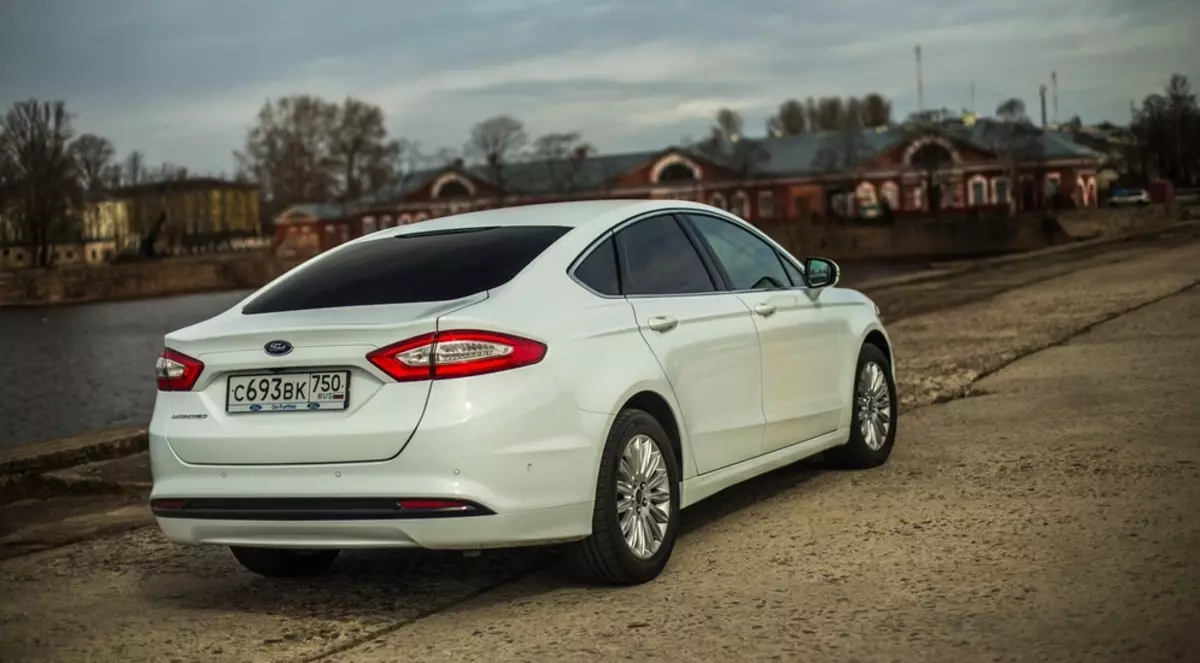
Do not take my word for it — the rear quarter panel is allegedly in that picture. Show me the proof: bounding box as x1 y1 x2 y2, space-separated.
436 235 699 479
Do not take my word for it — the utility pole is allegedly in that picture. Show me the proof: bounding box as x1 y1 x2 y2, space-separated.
1039 84 1048 127
970 80 976 113
915 45 924 115
1051 71 1059 124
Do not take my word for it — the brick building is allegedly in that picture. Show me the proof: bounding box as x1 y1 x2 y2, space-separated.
271 119 1104 257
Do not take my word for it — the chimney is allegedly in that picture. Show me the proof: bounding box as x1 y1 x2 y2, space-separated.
1039 84 1048 127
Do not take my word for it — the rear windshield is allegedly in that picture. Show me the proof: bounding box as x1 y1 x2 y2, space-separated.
243 225 570 314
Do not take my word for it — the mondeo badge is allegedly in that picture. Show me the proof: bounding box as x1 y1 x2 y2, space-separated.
264 340 293 356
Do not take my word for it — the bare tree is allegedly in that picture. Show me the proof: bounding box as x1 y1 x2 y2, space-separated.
1132 74 1200 187
767 99 807 137
465 114 528 198
234 95 339 211
0 99 83 267
70 133 116 194
693 109 770 207
810 97 846 131
531 131 595 194
0 137 16 245
146 162 188 182
715 108 744 140
815 124 874 219
988 98 1045 214
403 142 461 172
996 98 1027 123
328 97 406 201
122 150 145 186
100 163 123 189
861 93 893 127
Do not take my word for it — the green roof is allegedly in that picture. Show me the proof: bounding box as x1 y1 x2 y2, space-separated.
352 121 1102 207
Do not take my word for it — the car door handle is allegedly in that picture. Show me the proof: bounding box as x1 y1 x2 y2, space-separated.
647 316 679 332
753 303 777 317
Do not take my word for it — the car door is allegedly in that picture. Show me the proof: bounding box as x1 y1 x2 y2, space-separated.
614 214 766 475
681 212 845 455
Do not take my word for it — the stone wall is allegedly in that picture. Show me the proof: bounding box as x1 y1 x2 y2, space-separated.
0 205 1184 307
0 253 303 307
763 204 1181 262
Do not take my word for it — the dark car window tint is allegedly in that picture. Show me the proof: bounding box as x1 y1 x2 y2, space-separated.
573 235 620 295
685 214 790 290
616 216 715 295
243 226 570 314
778 254 805 287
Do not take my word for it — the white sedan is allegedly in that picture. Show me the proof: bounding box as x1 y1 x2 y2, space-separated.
149 199 898 585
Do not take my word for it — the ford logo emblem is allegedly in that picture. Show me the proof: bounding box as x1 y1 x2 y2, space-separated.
264 340 293 356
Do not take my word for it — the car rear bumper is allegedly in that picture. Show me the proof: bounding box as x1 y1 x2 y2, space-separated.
148 374 613 549
154 501 593 550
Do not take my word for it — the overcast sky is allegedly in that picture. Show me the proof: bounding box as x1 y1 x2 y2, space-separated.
1 0 1195 175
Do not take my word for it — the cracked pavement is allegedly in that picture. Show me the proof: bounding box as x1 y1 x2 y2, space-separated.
1 233 1198 663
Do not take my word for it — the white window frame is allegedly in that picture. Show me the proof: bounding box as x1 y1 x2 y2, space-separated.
968 176 989 206
880 181 900 210
991 177 1010 205
730 191 748 218
758 191 775 219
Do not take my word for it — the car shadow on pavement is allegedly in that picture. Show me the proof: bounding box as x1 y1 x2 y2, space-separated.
132 455 833 625
677 456 826 537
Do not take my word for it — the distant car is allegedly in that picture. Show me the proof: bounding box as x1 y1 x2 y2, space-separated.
149 200 897 585
1108 188 1151 206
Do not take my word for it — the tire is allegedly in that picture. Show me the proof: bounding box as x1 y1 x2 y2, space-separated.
567 408 682 585
229 546 340 578
825 343 898 469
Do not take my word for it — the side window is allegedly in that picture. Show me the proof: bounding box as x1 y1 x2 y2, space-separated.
615 215 715 295
574 235 620 295
685 214 790 291
779 254 805 287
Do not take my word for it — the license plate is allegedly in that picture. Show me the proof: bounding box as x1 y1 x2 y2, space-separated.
226 371 350 413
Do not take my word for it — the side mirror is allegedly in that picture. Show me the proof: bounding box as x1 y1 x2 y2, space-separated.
803 257 839 289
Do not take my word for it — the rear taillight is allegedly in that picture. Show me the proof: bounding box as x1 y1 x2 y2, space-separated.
156 348 204 391
367 330 546 382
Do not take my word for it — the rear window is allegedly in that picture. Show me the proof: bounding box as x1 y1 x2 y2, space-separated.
243 226 570 314
573 236 621 295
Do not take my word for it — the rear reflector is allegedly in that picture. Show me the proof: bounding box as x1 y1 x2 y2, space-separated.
397 499 477 512
156 348 204 391
367 330 546 382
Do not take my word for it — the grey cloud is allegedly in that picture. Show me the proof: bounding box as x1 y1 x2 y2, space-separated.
1 0 1194 173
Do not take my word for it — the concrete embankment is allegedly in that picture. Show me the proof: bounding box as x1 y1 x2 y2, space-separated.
0 252 303 307
0 204 1184 307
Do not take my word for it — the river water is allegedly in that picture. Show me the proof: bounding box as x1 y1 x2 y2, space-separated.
0 260 927 449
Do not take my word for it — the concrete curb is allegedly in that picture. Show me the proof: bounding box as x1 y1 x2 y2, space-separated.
0 428 148 476
856 219 1199 292
0 471 146 506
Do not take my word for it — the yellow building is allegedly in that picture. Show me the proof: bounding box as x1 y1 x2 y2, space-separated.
1 178 263 270
2 197 132 269
111 178 262 253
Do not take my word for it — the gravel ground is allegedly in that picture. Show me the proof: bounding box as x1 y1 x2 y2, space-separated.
0 237 1197 663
